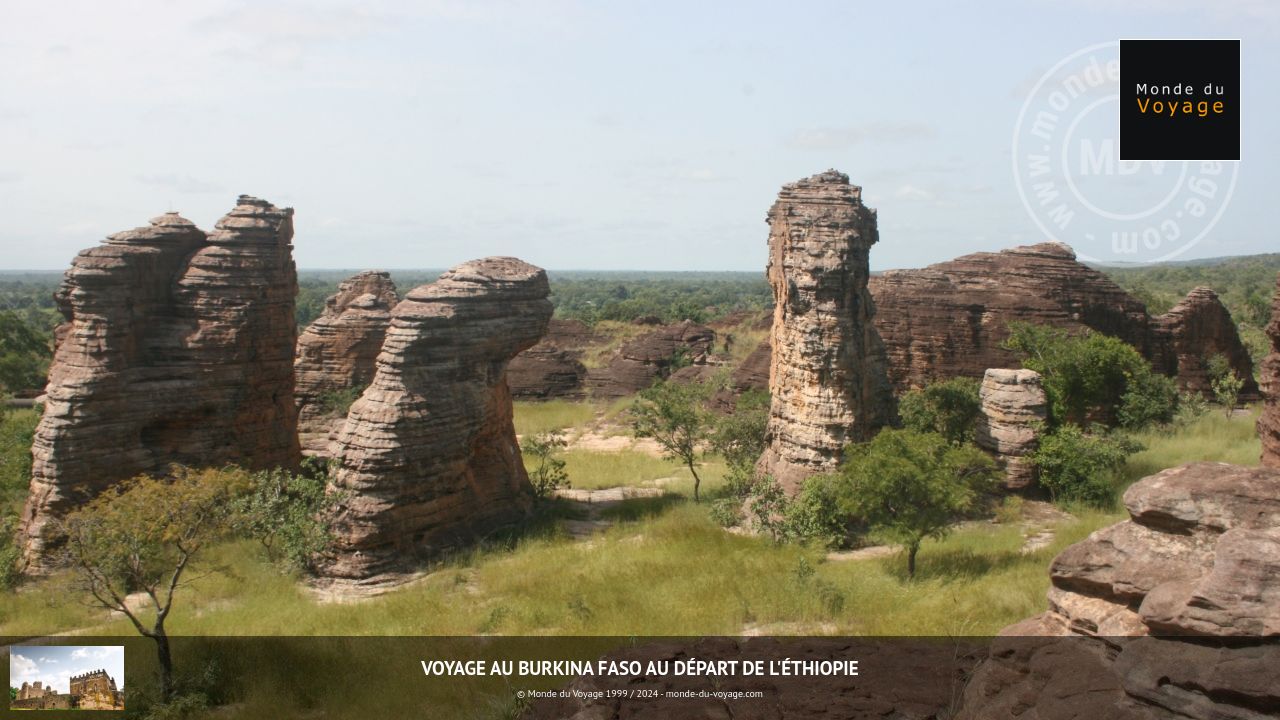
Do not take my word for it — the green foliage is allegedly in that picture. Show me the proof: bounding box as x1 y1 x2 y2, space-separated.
0 310 51 393
711 389 769 497
1004 322 1178 429
0 513 20 590
630 380 714 501
1033 424 1141 507
707 498 743 528
231 459 342 574
898 377 982 445
993 495 1025 525
781 473 846 546
548 273 771 325
9 686 15 702
0 406 38 512
317 386 364 418
1206 354 1244 417
520 431 570 499
835 429 997 578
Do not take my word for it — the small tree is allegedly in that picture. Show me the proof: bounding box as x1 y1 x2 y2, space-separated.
898 377 982 445
520 431 570 499
60 467 248 702
1033 424 1141 507
231 458 342 573
837 429 996 578
1206 354 1244 418
711 389 769 496
631 380 713 501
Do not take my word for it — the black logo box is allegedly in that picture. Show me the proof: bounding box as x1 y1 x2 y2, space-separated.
1120 39 1240 161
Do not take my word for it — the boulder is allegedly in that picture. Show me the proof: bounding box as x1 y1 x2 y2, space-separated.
294 271 399 455
507 319 596 400
975 368 1047 489
583 320 716 399
755 170 894 494
318 257 552 587
19 197 299 572
957 461 1280 720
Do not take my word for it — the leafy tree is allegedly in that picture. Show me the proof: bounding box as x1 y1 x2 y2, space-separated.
1032 424 1141 507
1004 323 1178 429
1206 354 1244 417
630 380 714 501
898 377 982 445
10 686 16 702
711 389 769 496
59 467 249 702
520 431 570 499
835 429 997 578
231 459 341 573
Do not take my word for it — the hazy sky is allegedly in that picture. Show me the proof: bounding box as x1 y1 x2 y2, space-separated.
1 1 1275 271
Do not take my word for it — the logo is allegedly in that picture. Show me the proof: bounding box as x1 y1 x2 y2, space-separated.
1012 41 1238 263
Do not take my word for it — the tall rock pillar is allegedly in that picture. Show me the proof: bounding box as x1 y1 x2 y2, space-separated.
755 170 893 494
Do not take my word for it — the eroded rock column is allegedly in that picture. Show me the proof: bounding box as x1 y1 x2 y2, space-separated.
320 257 552 586
975 369 1047 489
755 170 893 494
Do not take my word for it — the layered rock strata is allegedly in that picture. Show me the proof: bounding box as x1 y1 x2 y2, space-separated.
20 197 300 571
975 368 1047 489
755 170 894 494
1259 273 1280 467
958 461 1280 719
584 320 716 399
320 257 552 585
1151 286 1259 400
507 319 596 400
294 271 399 454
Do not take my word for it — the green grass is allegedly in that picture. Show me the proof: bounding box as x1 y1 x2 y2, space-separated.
1120 405 1262 486
512 400 600 437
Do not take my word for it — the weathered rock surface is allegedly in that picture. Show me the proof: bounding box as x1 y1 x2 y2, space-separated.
732 245 1259 402
19 197 299 571
1260 273 1280 467
957 461 1280 720
975 368 1047 489
319 257 552 586
584 320 716 399
294 271 399 455
507 319 596 400
755 170 894 494
1151 286 1259 400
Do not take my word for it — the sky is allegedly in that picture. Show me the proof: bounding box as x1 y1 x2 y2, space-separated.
9 645 126 693
0 1 1275 271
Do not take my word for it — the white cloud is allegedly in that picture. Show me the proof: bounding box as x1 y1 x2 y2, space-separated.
70 648 90 660
40 658 58 664
787 123 935 150
10 653 39 680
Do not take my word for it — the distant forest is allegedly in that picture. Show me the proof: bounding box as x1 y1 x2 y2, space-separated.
2 254 1278 395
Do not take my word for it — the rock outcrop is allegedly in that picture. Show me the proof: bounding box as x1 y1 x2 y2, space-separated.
1151 286 1259 400
293 271 399 455
584 320 716 400
732 244 1258 400
19 197 299 571
755 170 894 494
320 257 552 586
958 461 1280 719
507 319 595 400
1259 274 1280 467
975 369 1047 489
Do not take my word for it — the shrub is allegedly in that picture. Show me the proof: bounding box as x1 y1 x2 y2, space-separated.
898 377 982 445
1032 424 1141 507
232 459 342 573
631 380 714 501
711 389 769 497
707 498 743 528
1004 322 1178 429
317 386 364 417
520 431 570 499
782 473 846 546
0 513 21 590
836 429 997 578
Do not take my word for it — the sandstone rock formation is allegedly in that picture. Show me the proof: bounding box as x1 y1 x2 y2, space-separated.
20 197 299 571
584 320 716 399
507 319 595 400
732 244 1258 400
1151 286 1259 400
294 271 399 454
1259 273 1280 467
975 368 1047 489
755 170 894 494
958 460 1280 719
320 257 552 586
